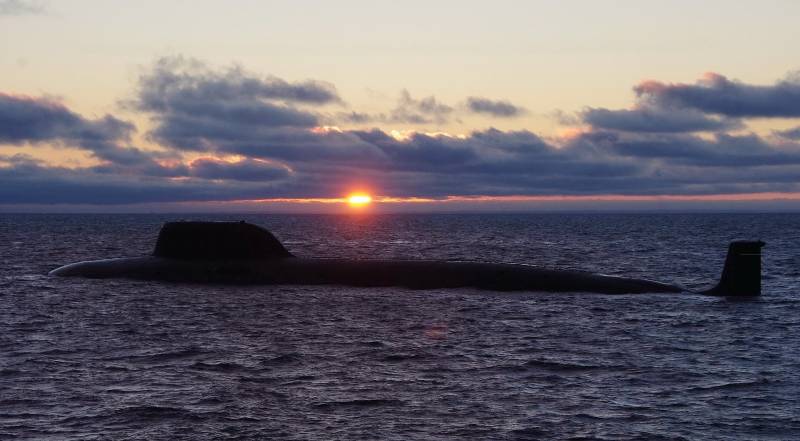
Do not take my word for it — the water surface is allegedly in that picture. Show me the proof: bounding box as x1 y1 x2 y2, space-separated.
1 213 798 440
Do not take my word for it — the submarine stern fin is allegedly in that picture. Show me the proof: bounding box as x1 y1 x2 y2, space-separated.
703 240 765 297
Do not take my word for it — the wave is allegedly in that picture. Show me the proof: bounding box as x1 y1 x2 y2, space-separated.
685 378 771 392
106 405 206 422
189 361 247 372
102 346 205 363
260 353 303 365
313 399 405 410
522 359 608 372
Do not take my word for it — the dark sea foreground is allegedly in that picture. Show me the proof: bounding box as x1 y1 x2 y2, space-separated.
1 213 799 440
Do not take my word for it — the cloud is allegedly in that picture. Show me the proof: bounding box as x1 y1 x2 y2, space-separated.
775 126 800 140
334 92 526 126
570 130 800 168
550 109 582 126
4 60 800 205
0 93 132 145
581 106 741 133
0 161 280 204
388 90 453 124
0 92 169 168
133 57 346 152
6 121 799 204
134 56 340 111
635 72 800 117
466 97 526 118
0 0 43 15
335 111 374 124
0 129 621 203
188 157 291 182
330 90 455 126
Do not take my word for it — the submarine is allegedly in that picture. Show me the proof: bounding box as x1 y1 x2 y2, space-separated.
50 221 764 296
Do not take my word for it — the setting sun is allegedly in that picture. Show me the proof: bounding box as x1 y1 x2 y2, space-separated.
347 194 372 207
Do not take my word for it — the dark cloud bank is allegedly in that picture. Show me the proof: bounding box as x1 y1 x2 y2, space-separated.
635 72 800 117
2 59 800 206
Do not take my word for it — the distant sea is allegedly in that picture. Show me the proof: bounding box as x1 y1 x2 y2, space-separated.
1 213 798 440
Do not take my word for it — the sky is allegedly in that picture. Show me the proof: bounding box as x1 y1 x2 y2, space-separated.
2 0 800 212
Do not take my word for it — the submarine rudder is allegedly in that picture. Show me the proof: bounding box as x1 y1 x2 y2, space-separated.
701 240 765 297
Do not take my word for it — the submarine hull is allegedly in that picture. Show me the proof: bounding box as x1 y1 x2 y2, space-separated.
48 221 764 296
49 256 683 294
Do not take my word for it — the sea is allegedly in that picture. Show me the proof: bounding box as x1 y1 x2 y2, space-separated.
1 213 798 440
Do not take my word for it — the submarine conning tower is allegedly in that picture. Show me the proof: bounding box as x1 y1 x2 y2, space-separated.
153 221 294 260
705 240 765 296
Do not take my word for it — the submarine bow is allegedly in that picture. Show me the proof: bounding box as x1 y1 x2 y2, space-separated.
49 221 764 296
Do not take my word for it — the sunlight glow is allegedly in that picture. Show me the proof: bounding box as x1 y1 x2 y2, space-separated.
388 129 467 141
347 194 372 207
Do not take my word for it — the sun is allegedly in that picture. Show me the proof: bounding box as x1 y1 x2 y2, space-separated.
347 193 372 207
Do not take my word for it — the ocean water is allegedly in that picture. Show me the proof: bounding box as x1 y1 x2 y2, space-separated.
1 213 798 440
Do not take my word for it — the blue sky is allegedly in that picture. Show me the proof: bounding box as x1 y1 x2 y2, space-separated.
2 0 800 211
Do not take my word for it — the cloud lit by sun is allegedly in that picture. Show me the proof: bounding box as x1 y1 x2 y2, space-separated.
347 193 372 207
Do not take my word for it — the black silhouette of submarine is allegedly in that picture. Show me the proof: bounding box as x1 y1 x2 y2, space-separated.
50 221 765 296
